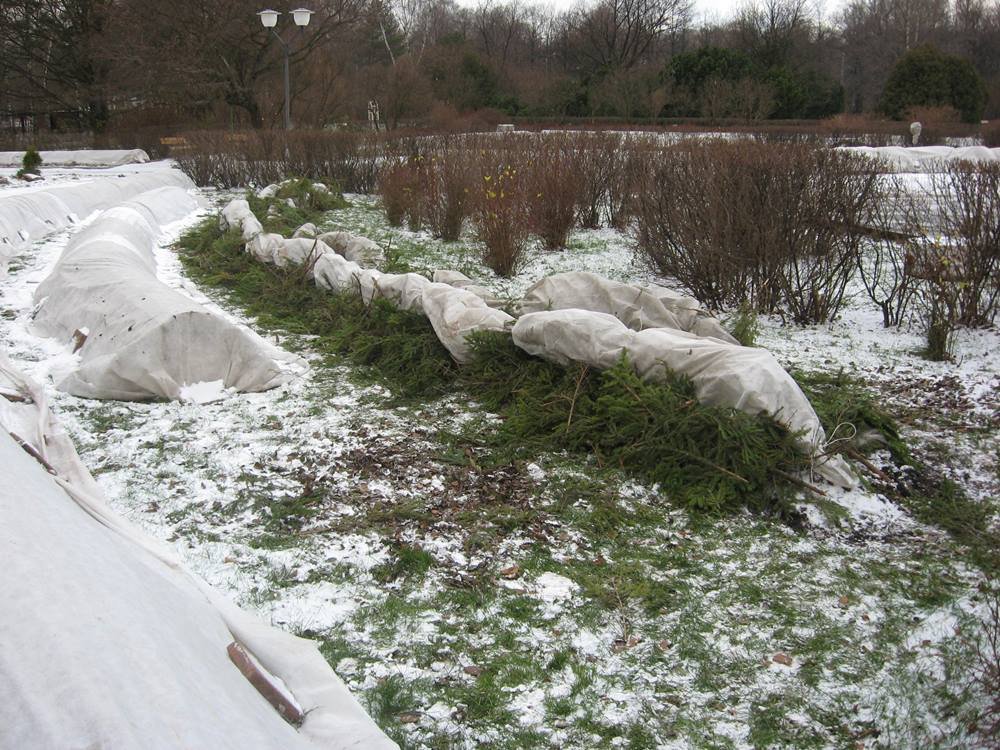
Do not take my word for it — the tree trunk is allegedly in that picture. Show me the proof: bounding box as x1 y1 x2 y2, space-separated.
226 89 263 129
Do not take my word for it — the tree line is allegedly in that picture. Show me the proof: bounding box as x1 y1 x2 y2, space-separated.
0 0 997 133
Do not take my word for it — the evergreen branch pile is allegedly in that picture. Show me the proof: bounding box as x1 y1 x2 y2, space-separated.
462 332 807 512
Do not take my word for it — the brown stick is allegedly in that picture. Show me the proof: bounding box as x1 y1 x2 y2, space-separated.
565 365 589 430
774 469 827 498
227 642 304 726
9 431 57 476
845 446 890 481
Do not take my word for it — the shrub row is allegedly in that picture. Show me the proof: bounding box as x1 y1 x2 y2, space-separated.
634 140 887 324
174 130 391 193
373 136 998 337
636 142 998 339
375 133 654 277
175 130 998 340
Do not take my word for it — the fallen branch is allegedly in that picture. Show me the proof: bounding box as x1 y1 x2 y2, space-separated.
775 469 827 498
227 642 304 726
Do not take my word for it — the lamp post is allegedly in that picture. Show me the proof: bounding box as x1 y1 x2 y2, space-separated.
257 8 313 130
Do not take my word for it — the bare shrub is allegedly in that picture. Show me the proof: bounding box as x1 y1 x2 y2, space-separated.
571 132 645 231
924 290 958 360
634 140 888 323
527 135 582 250
856 179 921 327
472 150 532 277
378 159 415 227
928 161 1000 327
404 156 425 232
575 132 619 229
901 160 1000 354
634 141 773 312
773 148 890 324
606 143 646 231
421 148 473 241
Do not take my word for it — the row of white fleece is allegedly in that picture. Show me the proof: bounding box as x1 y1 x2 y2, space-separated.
0 168 190 272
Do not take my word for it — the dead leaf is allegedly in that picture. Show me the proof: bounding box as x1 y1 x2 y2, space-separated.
772 652 793 666
500 564 521 579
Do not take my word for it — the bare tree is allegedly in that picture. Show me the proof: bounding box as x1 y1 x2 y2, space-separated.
391 0 459 62
0 0 113 128
102 0 364 128
733 0 809 68
568 0 693 74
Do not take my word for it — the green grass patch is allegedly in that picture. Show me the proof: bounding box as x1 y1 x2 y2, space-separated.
794 369 908 462
372 542 436 583
365 674 421 746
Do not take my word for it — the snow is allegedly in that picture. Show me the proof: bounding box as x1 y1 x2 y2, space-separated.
533 572 579 601
179 380 230 404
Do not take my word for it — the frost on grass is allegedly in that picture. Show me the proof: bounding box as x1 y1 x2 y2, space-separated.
1 183 997 749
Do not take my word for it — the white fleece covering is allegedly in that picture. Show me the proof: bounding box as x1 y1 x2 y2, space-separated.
0 168 193 272
32 187 292 400
432 269 504 308
316 229 386 267
0 148 150 168
422 283 514 363
519 271 738 344
223 200 519 362
511 309 855 487
0 351 397 750
839 145 1000 173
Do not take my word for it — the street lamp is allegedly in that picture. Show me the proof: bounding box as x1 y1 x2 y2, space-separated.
257 8 313 130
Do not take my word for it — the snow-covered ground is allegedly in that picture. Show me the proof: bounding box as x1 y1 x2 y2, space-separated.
1 164 997 749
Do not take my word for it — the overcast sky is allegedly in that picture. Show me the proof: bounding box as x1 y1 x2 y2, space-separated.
451 0 845 27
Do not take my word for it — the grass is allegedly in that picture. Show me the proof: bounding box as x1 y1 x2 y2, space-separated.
372 542 437 583
246 178 347 234
794 368 999 575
